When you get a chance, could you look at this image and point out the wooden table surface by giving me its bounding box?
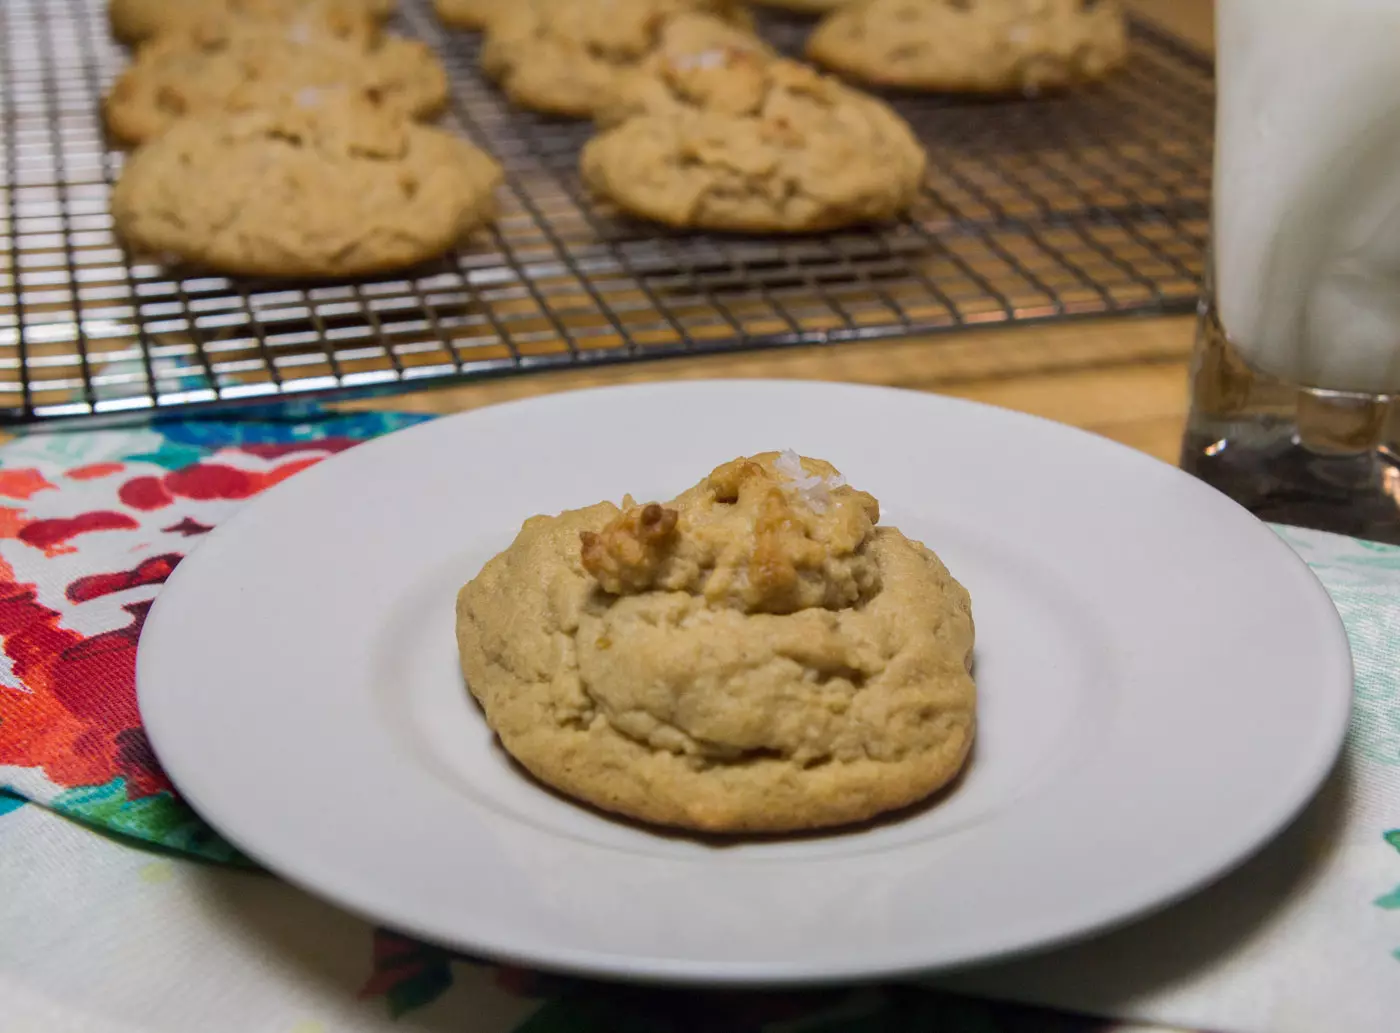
[341,0,1215,466]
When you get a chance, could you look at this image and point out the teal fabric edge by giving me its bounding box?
[0,407,435,863]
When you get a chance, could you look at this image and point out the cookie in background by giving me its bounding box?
[106,15,445,144]
[104,18,448,145]
[108,0,396,46]
[582,54,926,232]
[594,12,777,127]
[807,0,1128,94]
[111,96,502,279]
[480,0,756,119]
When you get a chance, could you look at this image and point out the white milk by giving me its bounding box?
[1214,0,1400,395]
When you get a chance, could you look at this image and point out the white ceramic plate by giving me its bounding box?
[137,381,1352,985]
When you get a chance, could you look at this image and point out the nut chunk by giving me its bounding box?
[580,502,680,594]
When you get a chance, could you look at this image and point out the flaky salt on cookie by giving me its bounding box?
[479,0,756,119]
[582,54,926,233]
[455,451,976,834]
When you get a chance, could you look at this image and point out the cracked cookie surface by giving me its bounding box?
[108,0,394,46]
[105,19,448,145]
[111,99,502,278]
[455,451,976,833]
[807,0,1128,94]
[582,55,925,232]
[480,0,754,118]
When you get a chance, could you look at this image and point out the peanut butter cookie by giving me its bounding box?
[595,12,777,127]
[105,19,447,145]
[108,0,394,46]
[455,452,976,834]
[480,0,755,119]
[112,98,502,278]
[807,0,1128,94]
[582,56,925,232]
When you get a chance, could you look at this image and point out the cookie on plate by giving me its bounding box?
[108,0,395,46]
[433,0,500,31]
[480,0,755,119]
[456,451,976,834]
[111,98,502,278]
[104,20,448,145]
[807,0,1128,94]
[595,12,777,127]
[582,55,925,232]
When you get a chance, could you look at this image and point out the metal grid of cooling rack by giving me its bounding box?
[0,0,1212,422]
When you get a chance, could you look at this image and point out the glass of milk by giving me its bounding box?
[1179,0,1400,544]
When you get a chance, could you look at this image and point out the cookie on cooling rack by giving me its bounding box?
[111,97,502,279]
[105,19,447,145]
[480,0,755,119]
[807,0,1128,94]
[434,0,501,31]
[595,12,778,127]
[582,55,925,232]
[107,0,395,46]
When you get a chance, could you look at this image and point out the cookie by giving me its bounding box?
[807,0,1128,94]
[456,452,976,834]
[595,12,777,127]
[111,99,502,278]
[582,55,925,232]
[104,20,448,145]
[433,0,500,31]
[108,0,395,46]
[480,0,755,119]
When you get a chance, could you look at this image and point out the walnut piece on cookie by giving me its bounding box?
[582,55,926,233]
[104,18,448,145]
[807,0,1129,95]
[479,0,757,119]
[111,98,502,278]
[108,0,394,47]
[455,451,976,834]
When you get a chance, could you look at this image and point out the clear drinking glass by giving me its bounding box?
[1178,0,1400,544]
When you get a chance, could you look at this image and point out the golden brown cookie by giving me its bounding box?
[111,99,502,278]
[108,0,395,46]
[807,0,1128,94]
[455,452,977,834]
[595,12,777,127]
[480,0,755,119]
[104,20,448,145]
[582,56,925,232]
[433,0,501,31]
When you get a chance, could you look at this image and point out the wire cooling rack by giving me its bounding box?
[0,0,1211,421]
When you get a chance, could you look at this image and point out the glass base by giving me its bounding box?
[1179,301,1400,545]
